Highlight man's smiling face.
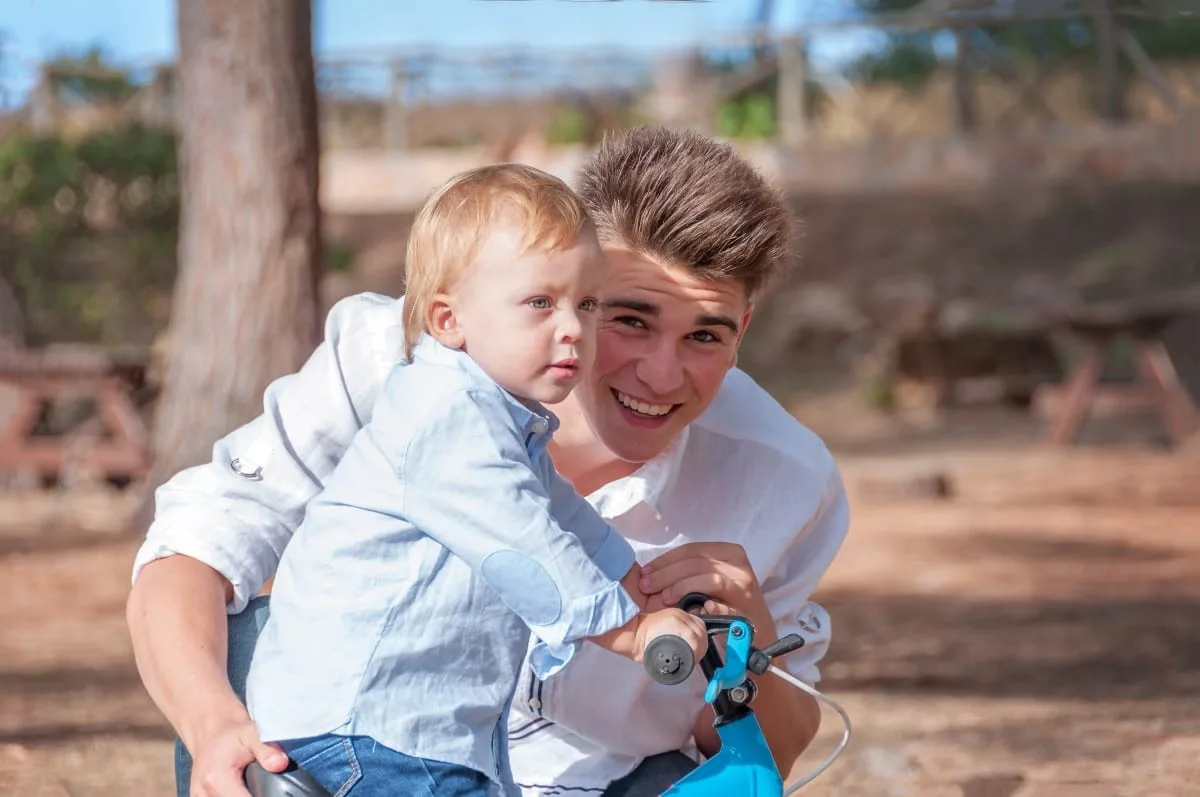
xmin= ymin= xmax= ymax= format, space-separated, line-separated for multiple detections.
xmin=574 ymin=246 xmax=753 ymax=464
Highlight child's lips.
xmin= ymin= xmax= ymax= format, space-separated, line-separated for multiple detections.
xmin=548 ymin=359 xmax=579 ymax=379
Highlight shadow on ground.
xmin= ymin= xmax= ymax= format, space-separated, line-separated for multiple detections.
xmin=818 ymin=530 xmax=1200 ymax=703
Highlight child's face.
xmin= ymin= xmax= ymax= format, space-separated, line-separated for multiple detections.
xmin=436 ymin=222 xmax=607 ymax=405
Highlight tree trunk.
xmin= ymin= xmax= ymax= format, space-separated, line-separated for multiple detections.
xmin=136 ymin=0 xmax=322 ymax=531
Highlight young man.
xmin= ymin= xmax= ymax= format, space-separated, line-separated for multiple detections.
xmin=127 ymin=126 xmax=850 ymax=797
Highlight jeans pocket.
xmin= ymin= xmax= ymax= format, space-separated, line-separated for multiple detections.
xmin=280 ymin=735 xmax=362 ymax=797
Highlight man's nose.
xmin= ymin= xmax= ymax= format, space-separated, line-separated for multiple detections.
xmin=634 ymin=339 xmax=685 ymax=395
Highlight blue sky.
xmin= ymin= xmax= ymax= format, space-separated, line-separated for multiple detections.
xmin=0 ymin=0 xmax=878 ymax=105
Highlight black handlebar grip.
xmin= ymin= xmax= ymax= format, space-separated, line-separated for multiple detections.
xmin=675 ymin=592 xmax=712 ymax=614
xmin=644 ymin=634 xmax=696 ymax=686
xmin=244 ymin=761 xmax=333 ymax=797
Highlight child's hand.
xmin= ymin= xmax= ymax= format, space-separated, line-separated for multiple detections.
xmin=636 ymin=608 xmax=708 ymax=663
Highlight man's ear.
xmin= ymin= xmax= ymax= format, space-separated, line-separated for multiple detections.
xmin=731 ymin=303 xmax=755 ymax=368
xmin=427 ymin=293 xmax=465 ymax=349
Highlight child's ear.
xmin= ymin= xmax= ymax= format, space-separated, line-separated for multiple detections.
xmin=427 ymin=293 xmax=465 ymax=349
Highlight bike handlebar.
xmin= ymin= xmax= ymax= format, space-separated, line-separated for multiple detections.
xmin=644 ymin=633 xmax=697 ymax=685
xmin=641 ymin=592 xmax=808 ymax=687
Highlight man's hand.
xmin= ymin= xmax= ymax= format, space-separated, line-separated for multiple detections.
xmin=620 ymin=561 xmax=650 ymax=610
xmin=639 ymin=542 xmax=772 ymax=633
xmin=639 ymin=542 xmax=821 ymax=771
xmin=189 ymin=717 xmax=288 ymax=797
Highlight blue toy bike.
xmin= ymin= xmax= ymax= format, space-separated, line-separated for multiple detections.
xmin=244 ymin=592 xmax=851 ymax=796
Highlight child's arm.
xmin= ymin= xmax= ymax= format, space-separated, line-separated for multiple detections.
xmin=398 ymin=386 xmax=648 ymax=676
xmin=542 ymin=464 xmax=642 ymax=584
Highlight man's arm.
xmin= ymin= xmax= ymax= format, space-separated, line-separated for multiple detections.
xmin=643 ymin=464 xmax=850 ymax=773
xmin=126 ymin=293 xmax=402 ymax=796
xmin=127 ymin=556 xmax=288 ymax=797
xmin=131 ymin=293 xmax=401 ymax=612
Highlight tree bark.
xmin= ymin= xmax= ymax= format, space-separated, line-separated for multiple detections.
xmin=137 ymin=0 xmax=322 ymax=531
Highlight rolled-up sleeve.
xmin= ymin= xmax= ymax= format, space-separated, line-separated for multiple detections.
xmin=763 ymin=462 xmax=850 ymax=685
xmin=399 ymin=387 xmax=641 ymax=678
xmin=132 ymin=293 xmax=400 ymax=613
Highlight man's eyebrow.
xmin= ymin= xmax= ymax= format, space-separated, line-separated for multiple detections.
xmin=601 ymin=298 xmax=659 ymax=315
xmin=697 ymin=314 xmax=740 ymax=334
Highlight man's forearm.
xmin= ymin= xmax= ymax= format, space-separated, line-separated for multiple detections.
xmin=742 ymin=607 xmax=821 ymax=772
xmin=750 ymin=659 xmax=821 ymax=774
xmin=126 ymin=555 xmax=250 ymax=752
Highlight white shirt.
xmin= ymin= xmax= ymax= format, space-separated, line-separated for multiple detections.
xmin=133 ymin=292 xmax=850 ymax=795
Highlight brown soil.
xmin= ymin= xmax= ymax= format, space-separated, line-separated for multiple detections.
xmin=2 ymin=389 xmax=1199 ymax=796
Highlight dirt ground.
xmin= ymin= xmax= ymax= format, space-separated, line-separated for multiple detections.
xmin=1 ymin=388 xmax=1198 ymax=797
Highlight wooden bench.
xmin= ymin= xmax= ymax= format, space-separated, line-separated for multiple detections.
xmin=0 ymin=345 xmax=152 ymax=482
xmin=872 ymin=325 xmax=1062 ymax=410
xmin=1041 ymin=296 xmax=1200 ymax=448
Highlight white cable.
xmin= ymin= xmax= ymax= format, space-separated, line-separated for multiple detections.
xmin=765 ymin=665 xmax=853 ymax=794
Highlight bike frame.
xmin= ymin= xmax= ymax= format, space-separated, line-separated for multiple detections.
xmin=654 ymin=596 xmax=790 ymax=797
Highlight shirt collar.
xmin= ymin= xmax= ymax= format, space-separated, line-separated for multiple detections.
xmin=409 ymin=335 xmax=690 ymax=510
xmin=410 ymin=334 xmax=558 ymax=438
xmin=586 ymin=424 xmax=690 ymax=519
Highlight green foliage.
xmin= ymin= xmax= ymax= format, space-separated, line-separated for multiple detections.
xmin=717 ymin=91 xmax=778 ymax=140
xmin=45 ymin=46 xmax=138 ymax=102
xmin=546 ymin=107 xmax=591 ymax=146
xmin=846 ymin=32 xmax=941 ymax=89
xmin=326 ymin=243 xmax=356 ymax=272
xmin=845 ymin=13 xmax=1200 ymax=94
xmin=1128 ymin=19 xmax=1200 ymax=61
xmin=0 ymin=124 xmax=180 ymax=345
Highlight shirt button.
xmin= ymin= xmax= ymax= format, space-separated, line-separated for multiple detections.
xmin=530 ymin=419 xmax=548 ymax=435
xmin=529 ymin=698 xmax=542 ymax=710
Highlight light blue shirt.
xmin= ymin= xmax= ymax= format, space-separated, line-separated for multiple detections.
xmin=244 ymin=334 xmax=641 ymax=792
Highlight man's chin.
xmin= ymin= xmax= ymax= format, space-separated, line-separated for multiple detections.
xmin=600 ymin=417 xmax=676 ymax=464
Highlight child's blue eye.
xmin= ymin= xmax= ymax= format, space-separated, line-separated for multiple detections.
xmin=579 ymin=298 xmax=598 ymax=312
xmin=528 ymin=297 xmax=552 ymax=310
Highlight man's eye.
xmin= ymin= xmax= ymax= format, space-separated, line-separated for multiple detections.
xmin=691 ymin=331 xmax=720 ymax=343
xmin=612 ymin=315 xmax=647 ymax=329
xmin=528 ymin=297 xmax=552 ymax=310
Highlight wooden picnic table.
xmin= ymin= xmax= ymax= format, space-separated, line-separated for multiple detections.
xmin=1043 ymin=294 xmax=1200 ymax=448
xmin=0 ymin=344 xmax=152 ymax=481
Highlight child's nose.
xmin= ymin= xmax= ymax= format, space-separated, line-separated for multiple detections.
xmin=559 ymin=312 xmax=583 ymax=342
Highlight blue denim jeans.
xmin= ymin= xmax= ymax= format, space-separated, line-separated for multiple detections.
xmin=174 ymin=596 xmax=697 ymax=797
xmin=279 ymin=732 xmax=493 ymax=796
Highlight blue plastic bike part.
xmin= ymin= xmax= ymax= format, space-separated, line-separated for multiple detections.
xmin=662 ymin=713 xmax=783 ymax=797
xmin=704 ymin=617 xmax=752 ymax=703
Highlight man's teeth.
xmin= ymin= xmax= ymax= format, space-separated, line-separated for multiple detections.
xmin=616 ymin=391 xmax=673 ymax=417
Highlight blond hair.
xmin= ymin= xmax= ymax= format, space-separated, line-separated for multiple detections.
xmin=402 ymin=163 xmax=591 ymax=359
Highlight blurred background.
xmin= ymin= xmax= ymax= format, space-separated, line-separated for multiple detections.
xmin=1 ymin=1 xmax=1198 ymax=794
